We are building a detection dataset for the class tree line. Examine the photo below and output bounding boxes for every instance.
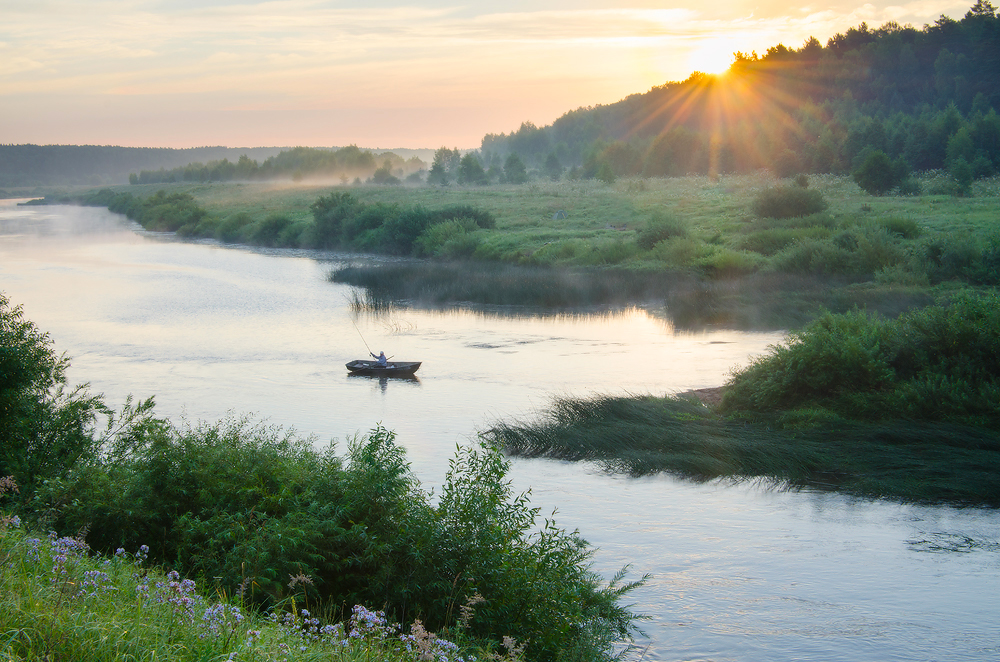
[0,145,284,189]
[477,1,1000,187]
[128,146,426,186]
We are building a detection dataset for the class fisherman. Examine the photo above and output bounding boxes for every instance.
[371,351,388,367]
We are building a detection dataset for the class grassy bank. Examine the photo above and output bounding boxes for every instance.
[0,514,523,662]
[486,293,1000,506]
[34,172,998,328]
[0,293,645,662]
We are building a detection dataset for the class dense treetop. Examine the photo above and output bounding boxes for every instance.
[481,2,1000,182]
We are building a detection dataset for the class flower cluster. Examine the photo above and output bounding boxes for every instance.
[268,609,346,648]
[200,603,245,643]
[23,537,42,563]
[49,534,89,584]
[349,604,396,640]
[400,619,463,662]
[78,569,117,598]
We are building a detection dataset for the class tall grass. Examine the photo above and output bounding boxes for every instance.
[485,394,1000,506]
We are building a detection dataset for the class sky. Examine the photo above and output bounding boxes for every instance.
[0,0,975,149]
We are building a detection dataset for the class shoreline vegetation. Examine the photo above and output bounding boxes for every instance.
[485,293,1000,506]
[0,293,646,662]
[26,170,1000,328]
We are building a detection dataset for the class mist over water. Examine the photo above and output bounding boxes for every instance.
[2,200,999,662]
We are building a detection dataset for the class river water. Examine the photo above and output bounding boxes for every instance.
[2,200,998,661]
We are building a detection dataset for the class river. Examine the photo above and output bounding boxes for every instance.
[2,200,998,661]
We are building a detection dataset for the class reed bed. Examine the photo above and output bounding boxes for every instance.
[484,394,1000,505]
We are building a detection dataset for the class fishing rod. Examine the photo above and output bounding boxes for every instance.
[349,316,374,356]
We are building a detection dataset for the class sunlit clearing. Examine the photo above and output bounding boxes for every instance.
[686,39,737,75]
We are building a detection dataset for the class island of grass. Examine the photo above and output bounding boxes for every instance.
[485,292,1000,507]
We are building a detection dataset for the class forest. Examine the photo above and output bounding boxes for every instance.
[5,4,999,192]
[480,1,1000,186]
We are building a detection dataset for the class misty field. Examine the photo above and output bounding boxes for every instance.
[117,172,1000,263]
[48,170,995,328]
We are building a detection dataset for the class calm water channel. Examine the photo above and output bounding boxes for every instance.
[2,200,999,661]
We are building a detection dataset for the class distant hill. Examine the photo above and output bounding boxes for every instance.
[480,1,1000,181]
[0,145,290,188]
[0,145,435,189]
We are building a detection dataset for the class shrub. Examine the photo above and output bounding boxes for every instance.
[414,218,480,257]
[247,214,294,247]
[738,226,830,256]
[700,249,764,278]
[852,150,909,196]
[722,293,1000,427]
[0,294,116,499]
[216,212,253,243]
[37,422,644,662]
[951,157,973,197]
[636,212,687,250]
[879,217,922,239]
[751,186,828,219]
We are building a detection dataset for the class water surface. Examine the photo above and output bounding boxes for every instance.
[2,200,998,661]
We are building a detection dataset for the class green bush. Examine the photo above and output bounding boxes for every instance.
[248,214,294,247]
[0,293,107,498]
[852,150,909,196]
[721,293,1000,427]
[414,218,481,257]
[636,212,687,250]
[879,217,922,239]
[751,186,828,219]
[35,421,643,662]
[216,212,254,243]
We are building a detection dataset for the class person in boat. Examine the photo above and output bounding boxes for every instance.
[371,351,388,367]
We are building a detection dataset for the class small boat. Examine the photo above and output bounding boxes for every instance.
[346,359,421,377]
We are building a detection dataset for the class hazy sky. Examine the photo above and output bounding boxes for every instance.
[1,0,974,149]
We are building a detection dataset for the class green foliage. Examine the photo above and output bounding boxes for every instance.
[458,154,489,186]
[306,194,497,255]
[248,214,295,247]
[487,392,1000,505]
[595,162,616,184]
[922,233,1000,284]
[0,524,499,662]
[852,151,913,196]
[32,420,643,662]
[0,293,107,497]
[503,154,529,184]
[879,217,922,239]
[752,185,829,218]
[951,157,974,196]
[722,293,1000,428]
[414,219,481,257]
[636,212,687,250]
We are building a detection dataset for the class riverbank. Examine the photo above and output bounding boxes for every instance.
[27,172,1000,329]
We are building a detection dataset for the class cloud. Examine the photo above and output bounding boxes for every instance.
[0,0,979,146]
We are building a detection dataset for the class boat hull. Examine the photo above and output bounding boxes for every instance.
[346,360,421,377]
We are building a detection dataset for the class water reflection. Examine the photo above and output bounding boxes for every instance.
[347,373,421,395]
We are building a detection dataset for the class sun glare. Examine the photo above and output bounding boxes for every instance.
[686,39,737,75]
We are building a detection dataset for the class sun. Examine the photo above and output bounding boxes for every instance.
[686,39,737,75]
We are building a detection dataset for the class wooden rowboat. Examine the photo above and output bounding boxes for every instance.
[346,359,421,377]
